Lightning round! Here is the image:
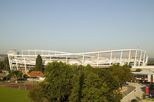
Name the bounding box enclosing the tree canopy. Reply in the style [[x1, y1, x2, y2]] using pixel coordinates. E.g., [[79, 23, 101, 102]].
[[109, 64, 132, 88], [148, 58, 154, 65], [35, 55, 43, 72], [29, 62, 132, 102], [0, 57, 10, 71]]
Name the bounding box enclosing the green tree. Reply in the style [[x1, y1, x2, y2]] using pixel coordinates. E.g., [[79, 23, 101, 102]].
[[0, 61, 4, 70], [135, 68, 142, 72], [0, 57, 10, 71], [81, 69, 108, 102], [44, 62, 73, 101], [29, 62, 128, 102], [109, 64, 132, 88], [7, 70, 23, 82], [29, 83, 46, 102], [148, 58, 154, 65], [4, 57, 10, 71], [68, 70, 84, 102], [81, 66, 121, 102], [97, 69, 122, 102], [35, 55, 43, 72]]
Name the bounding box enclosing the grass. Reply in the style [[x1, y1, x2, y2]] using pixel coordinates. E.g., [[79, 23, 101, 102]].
[[143, 98, 154, 101], [0, 86, 33, 102]]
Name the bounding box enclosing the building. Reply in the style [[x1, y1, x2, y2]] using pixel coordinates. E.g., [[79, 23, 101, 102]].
[[7, 49, 148, 73], [132, 70, 154, 83]]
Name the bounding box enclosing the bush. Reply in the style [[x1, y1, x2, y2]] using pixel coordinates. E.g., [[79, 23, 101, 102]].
[[131, 99, 138, 102], [135, 69, 142, 72]]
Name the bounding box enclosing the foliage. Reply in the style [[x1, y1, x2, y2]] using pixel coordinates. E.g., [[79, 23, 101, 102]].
[[7, 70, 23, 81], [81, 68, 109, 102], [0, 61, 4, 69], [4, 57, 10, 71], [147, 58, 154, 65], [29, 83, 45, 102], [68, 69, 83, 102], [109, 64, 132, 88], [29, 62, 132, 102], [135, 69, 142, 72], [35, 55, 44, 72], [0, 57, 10, 71], [13, 70, 23, 79], [44, 62, 73, 101]]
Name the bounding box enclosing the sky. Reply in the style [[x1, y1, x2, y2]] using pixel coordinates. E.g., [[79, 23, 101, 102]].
[[0, 0, 154, 57]]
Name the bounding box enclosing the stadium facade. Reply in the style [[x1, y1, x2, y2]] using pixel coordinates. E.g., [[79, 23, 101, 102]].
[[8, 49, 148, 72]]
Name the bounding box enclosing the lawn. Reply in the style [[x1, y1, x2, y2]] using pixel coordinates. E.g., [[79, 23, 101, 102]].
[[0, 86, 33, 102]]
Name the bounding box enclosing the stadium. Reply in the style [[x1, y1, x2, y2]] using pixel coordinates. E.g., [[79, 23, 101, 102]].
[[8, 49, 148, 72]]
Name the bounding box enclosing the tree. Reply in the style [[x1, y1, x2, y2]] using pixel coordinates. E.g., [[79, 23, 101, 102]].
[[29, 62, 129, 102], [81, 69, 108, 102], [0, 57, 10, 71], [148, 58, 154, 65], [7, 70, 23, 82], [0, 61, 4, 70], [4, 57, 10, 71], [109, 64, 132, 88], [44, 62, 73, 101], [35, 55, 43, 72], [29, 83, 45, 102], [80, 66, 122, 102], [68, 69, 84, 102], [135, 68, 142, 72], [97, 69, 122, 102]]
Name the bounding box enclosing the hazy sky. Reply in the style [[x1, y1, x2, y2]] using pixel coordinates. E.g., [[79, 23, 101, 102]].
[[0, 0, 154, 56]]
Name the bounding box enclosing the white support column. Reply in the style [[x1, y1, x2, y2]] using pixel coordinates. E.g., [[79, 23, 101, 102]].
[[143, 51, 146, 66], [110, 51, 112, 65], [24, 57, 27, 73], [97, 52, 100, 67], [82, 55, 85, 65], [8, 55, 12, 70], [139, 50, 142, 66], [120, 50, 123, 65], [15, 58, 18, 70], [134, 50, 138, 66], [145, 56, 148, 65], [128, 49, 131, 65], [65, 56, 68, 64], [148, 74, 151, 82]]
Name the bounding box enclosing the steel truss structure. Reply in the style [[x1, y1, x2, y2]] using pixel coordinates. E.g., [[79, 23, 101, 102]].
[[8, 49, 148, 72]]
